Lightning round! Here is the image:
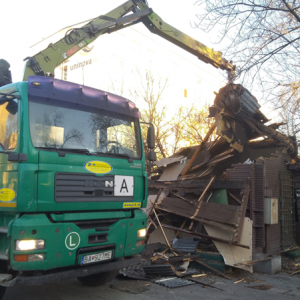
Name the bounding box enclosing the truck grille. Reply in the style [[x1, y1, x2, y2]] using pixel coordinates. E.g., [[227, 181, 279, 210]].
[[55, 173, 133, 203], [73, 219, 119, 230], [88, 233, 108, 244]]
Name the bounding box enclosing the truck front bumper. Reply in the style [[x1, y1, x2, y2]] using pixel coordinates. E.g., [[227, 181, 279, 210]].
[[0, 255, 141, 287]]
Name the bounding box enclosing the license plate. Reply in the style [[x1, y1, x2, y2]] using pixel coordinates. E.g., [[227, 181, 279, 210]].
[[80, 251, 112, 265]]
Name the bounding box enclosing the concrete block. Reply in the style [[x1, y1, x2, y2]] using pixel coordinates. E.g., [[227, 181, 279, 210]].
[[253, 255, 281, 274]]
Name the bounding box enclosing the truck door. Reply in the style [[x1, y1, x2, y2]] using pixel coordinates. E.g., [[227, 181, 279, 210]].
[[0, 96, 19, 209]]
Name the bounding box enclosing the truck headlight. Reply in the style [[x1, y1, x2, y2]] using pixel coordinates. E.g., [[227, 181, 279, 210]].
[[137, 229, 146, 238], [15, 240, 45, 251]]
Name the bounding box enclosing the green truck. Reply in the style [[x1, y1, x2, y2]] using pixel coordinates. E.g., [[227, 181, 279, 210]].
[[0, 1, 234, 298], [0, 73, 155, 296]]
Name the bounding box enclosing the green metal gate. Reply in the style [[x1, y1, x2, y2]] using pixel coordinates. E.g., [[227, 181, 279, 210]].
[[279, 171, 296, 249]]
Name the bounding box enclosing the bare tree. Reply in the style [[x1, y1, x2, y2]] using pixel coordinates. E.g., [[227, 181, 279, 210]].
[[278, 86, 300, 137], [131, 70, 171, 159], [194, 0, 300, 138], [38, 112, 83, 148], [60, 129, 84, 149], [131, 69, 196, 160], [169, 105, 213, 153], [107, 69, 212, 160]]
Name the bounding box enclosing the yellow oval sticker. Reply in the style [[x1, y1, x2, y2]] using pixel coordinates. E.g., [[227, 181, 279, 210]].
[[0, 188, 16, 202], [84, 161, 112, 174]]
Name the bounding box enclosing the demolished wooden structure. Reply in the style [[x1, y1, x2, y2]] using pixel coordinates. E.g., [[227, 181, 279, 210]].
[[146, 83, 299, 272], [150, 180, 250, 243]]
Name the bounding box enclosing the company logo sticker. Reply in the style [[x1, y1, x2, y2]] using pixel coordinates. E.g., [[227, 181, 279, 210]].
[[123, 202, 141, 208], [84, 161, 112, 174], [65, 232, 80, 250], [130, 163, 142, 169], [0, 188, 16, 202], [62, 45, 79, 59]]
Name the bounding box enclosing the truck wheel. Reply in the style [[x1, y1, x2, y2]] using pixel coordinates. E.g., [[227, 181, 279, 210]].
[[77, 270, 118, 286], [0, 261, 7, 300], [0, 286, 6, 300]]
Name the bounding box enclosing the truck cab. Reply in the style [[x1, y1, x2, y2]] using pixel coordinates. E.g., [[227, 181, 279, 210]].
[[0, 76, 148, 292]]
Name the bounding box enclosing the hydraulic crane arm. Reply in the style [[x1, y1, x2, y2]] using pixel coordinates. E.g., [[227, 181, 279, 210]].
[[133, 0, 234, 73], [22, 0, 235, 81]]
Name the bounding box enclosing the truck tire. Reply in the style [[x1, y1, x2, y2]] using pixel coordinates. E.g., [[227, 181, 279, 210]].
[[0, 286, 6, 300], [77, 270, 118, 286], [0, 261, 7, 300]]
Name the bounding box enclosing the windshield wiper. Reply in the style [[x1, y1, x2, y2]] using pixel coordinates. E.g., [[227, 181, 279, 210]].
[[58, 148, 92, 156], [0, 143, 13, 152], [59, 148, 91, 153], [92, 151, 133, 162], [37, 147, 92, 156]]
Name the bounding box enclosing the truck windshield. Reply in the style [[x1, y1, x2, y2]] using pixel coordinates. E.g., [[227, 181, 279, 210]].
[[28, 97, 142, 160]]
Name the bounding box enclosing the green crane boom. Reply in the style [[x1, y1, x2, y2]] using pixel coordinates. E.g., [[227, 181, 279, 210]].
[[22, 0, 235, 81]]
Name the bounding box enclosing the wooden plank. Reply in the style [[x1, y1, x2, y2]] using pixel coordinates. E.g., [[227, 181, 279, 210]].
[[197, 177, 215, 202], [204, 218, 253, 272], [228, 192, 242, 205], [152, 208, 174, 252], [171, 192, 194, 204], [147, 189, 162, 217], [198, 202, 242, 225], [195, 259, 231, 280], [210, 148, 235, 159], [188, 278, 224, 291], [242, 117, 266, 138], [207, 154, 234, 166], [235, 182, 250, 243], [181, 121, 217, 176], [148, 180, 247, 191], [181, 180, 247, 189], [234, 257, 271, 266], [174, 219, 187, 238], [187, 162, 206, 173], [162, 224, 250, 249], [157, 197, 242, 226], [156, 205, 237, 232]]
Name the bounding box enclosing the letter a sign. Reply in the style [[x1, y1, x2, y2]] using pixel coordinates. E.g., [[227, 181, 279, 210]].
[[114, 176, 134, 196]]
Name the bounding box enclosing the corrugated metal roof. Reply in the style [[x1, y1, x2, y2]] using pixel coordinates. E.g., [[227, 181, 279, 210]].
[[153, 277, 195, 288], [172, 238, 201, 253], [226, 163, 265, 252], [143, 265, 176, 277]]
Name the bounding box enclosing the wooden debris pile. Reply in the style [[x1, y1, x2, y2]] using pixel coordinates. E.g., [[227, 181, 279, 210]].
[[144, 83, 298, 274], [119, 241, 233, 286]]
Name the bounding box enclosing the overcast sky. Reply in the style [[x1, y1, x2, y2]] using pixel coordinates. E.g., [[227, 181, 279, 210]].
[[0, 0, 221, 81]]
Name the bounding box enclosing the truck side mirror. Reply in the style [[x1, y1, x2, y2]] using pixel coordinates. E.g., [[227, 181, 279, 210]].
[[6, 100, 18, 115], [0, 59, 12, 87], [147, 126, 155, 149], [148, 150, 156, 162]]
